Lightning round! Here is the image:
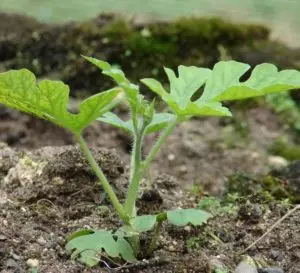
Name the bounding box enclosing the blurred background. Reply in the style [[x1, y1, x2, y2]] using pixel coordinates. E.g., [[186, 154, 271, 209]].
[[1, 0, 300, 181], [1, 0, 300, 46]]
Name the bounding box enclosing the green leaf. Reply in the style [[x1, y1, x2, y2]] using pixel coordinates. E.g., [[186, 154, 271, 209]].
[[141, 69, 231, 117], [99, 112, 176, 135], [142, 61, 300, 118], [82, 55, 129, 85], [164, 65, 211, 109], [131, 215, 157, 232], [0, 69, 122, 134], [167, 208, 212, 226], [199, 61, 300, 102], [98, 112, 133, 134], [145, 113, 176, 133], [83, 55, 142, 112], [66, 229, 136, 267]]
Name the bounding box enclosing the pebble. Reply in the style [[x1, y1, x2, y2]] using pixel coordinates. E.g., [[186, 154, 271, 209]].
[[209, 256, 226, 271], [0, 235, 7, 241], [5, 258, 19, 269], [184, 226, 191, 232], [258, 268, 284, 273], [168, 245, 176, 252], [235, 262, 258, 273], [268, 156, 289, 171], [168, 154, 175, 161], [37, 236, 47, 246], [26, 258, 39, 268]]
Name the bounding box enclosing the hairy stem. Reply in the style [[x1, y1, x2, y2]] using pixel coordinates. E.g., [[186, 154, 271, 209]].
[[124, 130, 144, 217], [147, 220, 164, 257], [75, 134, 129, 224], [142, 116, 178, 172]]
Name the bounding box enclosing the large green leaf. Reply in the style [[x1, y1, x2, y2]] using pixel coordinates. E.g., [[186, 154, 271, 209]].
[[98, 112, 176, 134], [167, 208, 212, 226], [142, 61, 300, 117], [0, 69, 122, 134], [66, 229, 136, 267], [199, 61, 300, 102]]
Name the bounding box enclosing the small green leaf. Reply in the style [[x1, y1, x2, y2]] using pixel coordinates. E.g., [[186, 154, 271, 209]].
[[215, 268, 228, 273], [0, 69, 122, 134], [66, 229, 136, 266], [98, 112, 133, 134], [99, 112, 176, 135], [131, 215, 157, 232], [66, 229, 95, 242], [167, 208, 212, 226], [145, 113, 176, 133], [83, 55, 142, 112], [82, 55, 128, 84], [116, 237, 137, 261]]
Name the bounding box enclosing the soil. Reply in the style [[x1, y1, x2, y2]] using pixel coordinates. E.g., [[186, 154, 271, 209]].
[[1, 104, 300, 273], [0, 12, 300, 273]]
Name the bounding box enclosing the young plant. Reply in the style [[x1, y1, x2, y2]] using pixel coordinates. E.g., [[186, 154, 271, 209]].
[[1, 56, 300, 267]]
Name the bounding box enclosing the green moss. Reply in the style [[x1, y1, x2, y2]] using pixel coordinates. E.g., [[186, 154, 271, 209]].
[[1, 13, 300, 95], [270, 138, 300, 161], [226, 172, 294, 203]]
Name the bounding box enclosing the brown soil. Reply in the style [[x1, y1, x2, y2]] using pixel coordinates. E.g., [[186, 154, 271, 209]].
[[1, 104, 300, 273]]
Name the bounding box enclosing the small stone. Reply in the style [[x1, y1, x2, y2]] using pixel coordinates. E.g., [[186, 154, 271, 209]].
[[0, 190, 8, 205], [168, 245, 176, 252], [268, 156, 288, 171], [26, 259, 39, 268], [168, 154, 175, 161], [179, 165, 187, 173], [235, 262, 258, 273], [184, 226, 191, 232], [37, 236, 47, 246], [6, 258, 19, 268], [270, 250, 284, 261], [0, 235, 7, 241], [258, 268, 284, 273], [11, 253, 21, 260], [210, 256, 226, 271]]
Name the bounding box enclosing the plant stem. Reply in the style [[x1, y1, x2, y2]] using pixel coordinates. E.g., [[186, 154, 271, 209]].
[[147, 220, 164, 257], [124, 130, 144, 217], [142, 116, 178, 172], [75, 134, 129, 224], [124, 116, 178, 217]]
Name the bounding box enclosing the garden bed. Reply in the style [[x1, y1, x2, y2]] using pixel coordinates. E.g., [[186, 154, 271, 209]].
[[0, 12, 300, 273]]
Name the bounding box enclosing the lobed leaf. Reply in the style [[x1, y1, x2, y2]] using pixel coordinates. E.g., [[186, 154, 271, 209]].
[[142, 61, 300, 118], [66, 229, 136, 267], [98, 112, 176, 134], [167, 208, 212, 226], [0, 69, 122, 134]]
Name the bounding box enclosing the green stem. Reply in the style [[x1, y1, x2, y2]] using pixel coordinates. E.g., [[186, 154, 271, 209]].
[[124, 130, 144, 217], [147, 220, 164, 257], [142, 116, 178, 172], [75, 134, 129, 224]]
